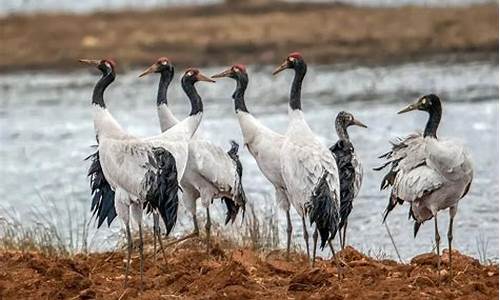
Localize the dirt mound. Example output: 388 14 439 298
0 239 497 299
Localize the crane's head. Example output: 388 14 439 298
336 111 368 129
79 58 116 74
398 94 441 114
272 52 305 75
211 64 247 80
138 57 174 78
181 68 215 85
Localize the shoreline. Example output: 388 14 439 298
0 2 498 73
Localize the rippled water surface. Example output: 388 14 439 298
0 58 498 260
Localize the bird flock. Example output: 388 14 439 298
81 52 473 288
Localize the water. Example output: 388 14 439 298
0 0 494 16
0 58 498 261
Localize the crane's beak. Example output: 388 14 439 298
352 117 368 128
398 102 418 114
78 59 100 66
272 60 289 75
211 68 232 79
196 72 216 83
138 63 159 78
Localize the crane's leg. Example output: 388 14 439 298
182 186 200 236
301 216 310 261
138 221 144 290
125 222 132 288
153 212 159 263
131 202 144 290
193 213 199 236
286 209 293 260
312 228 318 267
341 220 348 250
328 239 343 280
434 215 441 284
153 211 168 265
448 206 457 283
115 196 132 289
205 206 211 255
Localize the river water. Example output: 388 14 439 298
0 57 498 260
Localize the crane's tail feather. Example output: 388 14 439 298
413 222 422 238
86 150 117 228
222 140 247 225
307 172 340 249
145 147 179 236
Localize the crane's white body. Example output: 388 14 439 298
93 104 194 226
156 103 242 219
281 109 340 217
235 110 289 210
389 132 473 221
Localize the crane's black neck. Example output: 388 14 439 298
424 101 442 138
233 73 249 113
335 121 350 141
182 78 203 116
289 62 307 111
92 68 115 108
157 70 174 106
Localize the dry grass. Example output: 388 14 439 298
0 198 90 257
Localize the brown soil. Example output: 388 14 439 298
0 2 497 72
0 238 497 299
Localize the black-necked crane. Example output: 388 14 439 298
330 111 367 249
139 57 247 254
273 52 341 266
211 64 294 259
375 94 473 282
80 59 214 287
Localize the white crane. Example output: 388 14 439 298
375 94 473 281
139 57 247 254
211 64 295 259
273 53 341 266
329 111 367 249
80 59 213 287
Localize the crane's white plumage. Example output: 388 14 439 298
211 64 293 257
383 133 473 221
236 111 287 208
273 53 340 265
281 110 340 219
140 58 246 251
377 94 473 281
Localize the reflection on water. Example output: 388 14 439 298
0 58 498 260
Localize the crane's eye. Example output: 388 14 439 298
421 98 427 105
186 71 193 76
289 57 295 62
161 61 167 65
233 67 240 73
104 62 111 68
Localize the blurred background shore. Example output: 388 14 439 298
0 0 498 72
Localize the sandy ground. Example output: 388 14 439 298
0 237 497 299
0 2 498 72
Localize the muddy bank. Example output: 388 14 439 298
0 2 498 72
0 237 497 299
